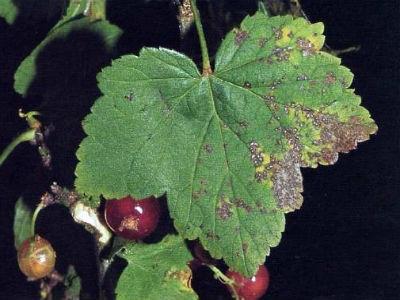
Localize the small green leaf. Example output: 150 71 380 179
14 10 121 96
13 197 33 249
0 0 65 25
0 0 17 24
76 13 377 276
116 235 197 300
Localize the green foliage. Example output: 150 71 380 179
0 0 65 25
116 235 197 300
0 0 17 24
75 12 376 276
14 12 121 96
13 197 33 249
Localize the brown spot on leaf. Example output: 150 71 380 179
124 91 134 101
166 269 193 290
243 81 252 89
272 47 292 61
263 95 280 111
217 199 233 220
234 29 249 45
234 198 252 213
318 115 376 164
273 27 282 39
206 231 220 241
242 243 249 253
272 151 304 212
325 72 336 84
239 121 248 129
296 38 316 56
268 78 283 90
192 191 201 200
204 144 213 154
297 74 308 81
259 37 267 48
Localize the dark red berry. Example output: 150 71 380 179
225 265 270 300
18 235 56 279
104 195 160 240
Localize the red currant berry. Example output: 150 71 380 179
225 265 270 300
17 235 56 280
104 196 160 240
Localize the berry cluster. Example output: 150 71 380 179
18 195 270 299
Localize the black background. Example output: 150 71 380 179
0 1 399 299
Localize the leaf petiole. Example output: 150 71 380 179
0 129 36 168
189 0 212 75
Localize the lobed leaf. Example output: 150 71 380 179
116 235 197 300
75 13 377 276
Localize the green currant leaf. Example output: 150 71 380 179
14 8 121 97
75 13 377 276
13 197 33 249
116 235 197 300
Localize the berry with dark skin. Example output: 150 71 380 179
225 265 270 300
17 235 56 279
104 196 161 240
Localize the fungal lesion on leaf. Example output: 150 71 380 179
325 72 336 84
124 90 135 101
216 197 233 220
233 198 252 213
243 81 252 89
271 150 303 212
192 179 208 200
203 143 213 154
242 242 249 254
258 37 267 48
250 139 303 212
316 114 377 165
205 230 220 241
249 101 376 212
273 27 283 40
165 268 193 291
296 38 317 56
272 46 293 62
234 28 249 45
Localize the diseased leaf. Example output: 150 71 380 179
75 13 377 276
116 235 197 300
14 6 121 96
13 197 33 249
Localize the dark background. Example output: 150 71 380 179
0 0 398 299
